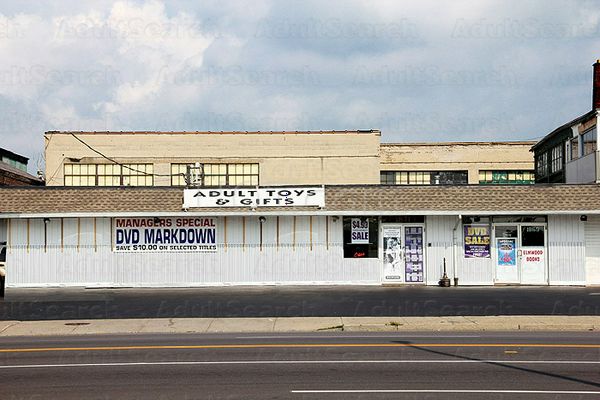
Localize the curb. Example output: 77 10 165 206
0 316 599 337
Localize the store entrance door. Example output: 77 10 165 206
382 225 424 284
494 223 547 285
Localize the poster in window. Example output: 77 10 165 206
497 238 516 266
383 228 403 282
404 226 424 283
464 225 490 258
350 218 369 244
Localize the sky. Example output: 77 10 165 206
1 0 600 172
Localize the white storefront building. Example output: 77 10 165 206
1 184 599 288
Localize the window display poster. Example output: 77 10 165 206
497 238 516 266
351 218 369 244
383 228 403 282
464 224 490 258
404 226 424 283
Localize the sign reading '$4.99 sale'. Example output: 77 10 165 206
351 218 369 244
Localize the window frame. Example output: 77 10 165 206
64 163 154 187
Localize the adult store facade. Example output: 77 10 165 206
0 185 599 288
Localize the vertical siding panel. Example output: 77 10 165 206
585 215 600 284
548 215 586 285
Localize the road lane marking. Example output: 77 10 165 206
1 360 600 369
235 335 482 339
291 390 600 395
0 343 599 353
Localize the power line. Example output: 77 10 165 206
69 133 177 177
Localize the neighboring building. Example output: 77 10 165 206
44 130 535 188
532 61 600 184
44 130 382 187
380 142 536 185
0 148 43 186
0 184 599 288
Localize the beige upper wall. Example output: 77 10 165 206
44 131 382 186
380 142 536 184
44 131 536 186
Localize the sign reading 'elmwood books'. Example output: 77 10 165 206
183 187 325 208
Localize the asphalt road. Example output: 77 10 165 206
0 332 598 399
1 286 600 320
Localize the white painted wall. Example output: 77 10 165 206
547 215 586 285
6 216 381 288
425 216 455 285
585 215 600 285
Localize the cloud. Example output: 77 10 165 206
0 0 600 169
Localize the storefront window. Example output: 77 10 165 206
343 217 379 258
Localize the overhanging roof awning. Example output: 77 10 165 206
0 184 599 217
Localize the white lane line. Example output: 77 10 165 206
1 360 600 369
235 335 481 339
291 390 600 395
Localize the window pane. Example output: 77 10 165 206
521 226 545 247
64 164 73 175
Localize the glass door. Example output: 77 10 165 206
381 225 424 284
520 224 547 284
494 225 519 283
382 225 403 283
404 226 424 283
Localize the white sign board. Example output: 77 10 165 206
183 187 325 208
113 217 217 252
350 218 369 244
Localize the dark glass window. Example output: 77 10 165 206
495 226 518 238
430 171 468 185
583 127 597 156
492 216 547 223
380 171 396 184
462 216 491 224
521 226 545 247
536 152 548 177
381 216 425 223
343 217 379 258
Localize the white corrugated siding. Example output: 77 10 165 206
6 216 380 287
585 215 600 285
425 216 455 285
547 215 586 285
456 223 494 286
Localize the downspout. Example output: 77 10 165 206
452 215 462 285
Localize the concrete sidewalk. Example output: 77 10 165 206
0 316 599 337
